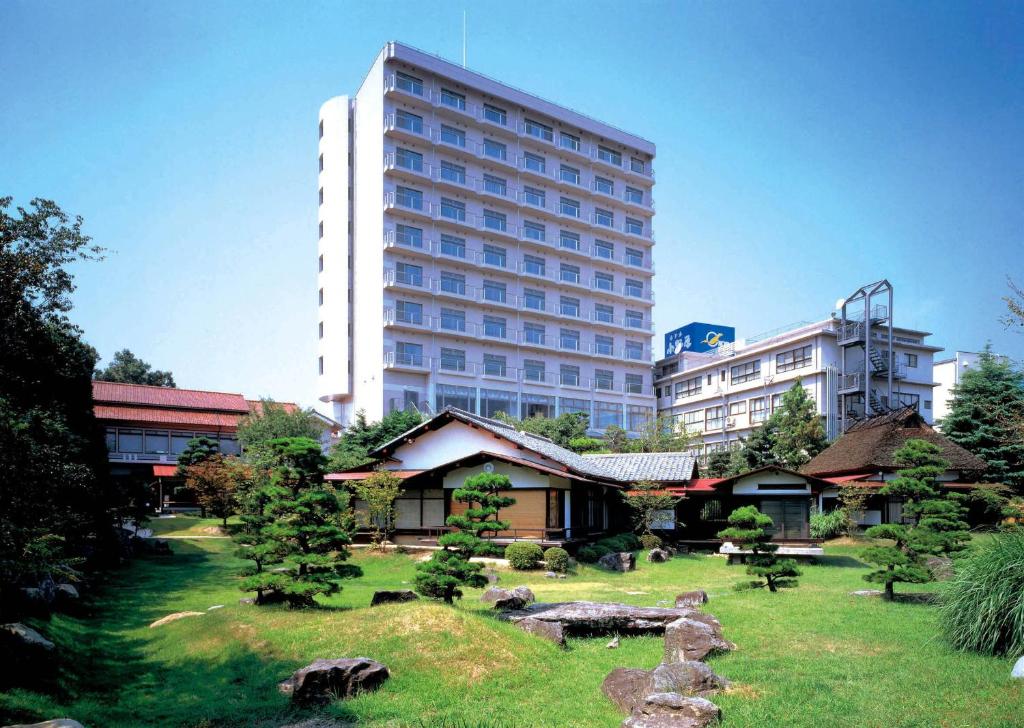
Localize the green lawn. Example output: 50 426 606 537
147 515 241 537
2 538 1021 728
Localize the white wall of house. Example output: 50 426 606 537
731 471 813 496
443 461 562 490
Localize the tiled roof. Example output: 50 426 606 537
93 405 241 429
246 399 300 415
92 381 249 412
581 453 697 482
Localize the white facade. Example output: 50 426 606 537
653 318 942 458
932 351 982 425
317 42 656 433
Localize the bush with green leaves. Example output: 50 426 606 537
718 505 800 592
576 545 608 563
939 528 1024 656
639 533 662 550
598 533 641 552
543 546 570 573
810 508 847 540
506 542 544 570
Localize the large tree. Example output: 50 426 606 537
717 506 800 592
327 408 423 471
353 469 404 550
238 399 325 467
941 347 1024 493
95 349 176 387
182 454 248 528
770 381 828 469
727 419 780 475
494 410 591 449
625 480 682 535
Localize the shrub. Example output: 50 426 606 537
543 546 570 573
505 542 543 570
597 533 641 552
939 529 1024 656
639 533 662 550
576 544 610 563
810 508 847 540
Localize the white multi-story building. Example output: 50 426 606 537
317 42 657 433
932 351 983 425
653 317 943 458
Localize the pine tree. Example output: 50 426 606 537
941 347 1024 494
717 505 800 592
415 472 515 604
770 381 828 469
727 419 780 475
239 438 360 607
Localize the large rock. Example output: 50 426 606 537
278 657 389 705
622 693 721 728
675 590 708 608
149 611 205 628
500 601 695 636
481 587 512 604
602 667 656 713
3 721 86 728
646 548 670 563
370 589 418 606
516 617 565 647
512 586 536 605
648 661 729 697
599 552 637 572
1 623 55 652
1012 656 1024 679
663 617 734 663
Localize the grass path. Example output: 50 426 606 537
1 539 1021 727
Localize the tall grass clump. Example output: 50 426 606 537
939 528 1024 656
810 507 847 539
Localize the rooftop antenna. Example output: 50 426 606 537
462 10 467 68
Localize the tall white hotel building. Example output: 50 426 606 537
317 42 657 433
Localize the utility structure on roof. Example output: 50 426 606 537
837 279 900 432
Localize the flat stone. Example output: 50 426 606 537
370 589 419 606
1012 656 1024 679
622 693 721 728
1 622 55 651
3 721 86 728
850 590 884 597
278 657 389 705
599 552 637 572
148 611 205 628
675 590 708 608
663 617 735 662
516 617 565 646
500 601 695 636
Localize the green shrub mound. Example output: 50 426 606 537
543 547 570 573
640 533 662 550
939 529 1024 656
810 508 847 539
574 533 641 563
505 542 544 570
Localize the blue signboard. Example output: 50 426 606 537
664 322 736 358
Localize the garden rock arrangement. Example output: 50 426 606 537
599 552 637 572
500 601 694 636
647 548 670 563
675 590 708 608
621 693 721 728
278 657 389 705
1 622 55 652
481 585 536 610
370 589 418 606
663 616 735 662
2 720 86 728
516 617 566 646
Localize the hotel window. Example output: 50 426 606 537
594 334 614 355
674 376 702 399
625 247 644 267
523 289 545 311
524 118 553 141
560 397 589 416
318 153 323 172
523 254 545 276
482 280 506 303
318 187 323 205
625 217 643 235
439 308 466 332
396 186 423 210
729 401 747 416
594 401 622 429
171 432 194 454
318 254 323 272
395 147 423 172
625 279 643 297
440 160 466 185
318 221 323 238
560 264 581 284
904 353 919 368
395 223 423 248
625 374 644 395
625 186 643 204
625 310 644 329
523 220 546 241
560 328 581 350
317 357 324 375
627 403 651 429
439 234 466 258
705 405 725 430
560 164 580 185
523 152 545 173
594 240 614 260
437 198 466 224
439 271 464 294
625 341 643 361
560 364 580 387
594 272 614 291
750 397 767 423
924 399 932 410
731 360 761 384
396 342 423 367
144 430 169 454
483 104 507 126
560 197 581 218
770 393 783 412
683 410 703 428
483 315 507 339
439 88 466 110
560 296 580 317
396 71 423 95
560 131 581 151
594 176 614 195
776 344 812 372
439 347 466 372
317 321 324 339
594 368 614 390
318 120 323 139
435 384 475 412
523 186 546 207
522 392 555 419
594 303 614 323
395 262 422 286
439 124 465 147
396 300 422 324
524 359 545 382
483 244 507 268
483 210 506 232
483 174 507 196
481 388 516 418
524 323 545 345
395 109 423 134
318 288 324 305
560 230 581 250
594 208 614 227
630 156 645 173
597 145 622 166
484 138 507 160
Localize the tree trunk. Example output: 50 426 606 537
767 575 777 593
444 585 455 604
884 580 894 601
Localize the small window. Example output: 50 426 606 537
560 230 581 250
560 328 581 350
560 265 581 284
440 160 466 185
625 341 643 360
524 118 553 142
624 279 643 298
522 255 545 276
630 157 645 173
594 177 614 195
625 186 643 204
594 240 614 260
318 187 324 205
396 71 424 95
440 234 466 258
482 244 507 268
560 198 581 218
482 280 506 302
318 356 324 375
594 369 614 390
395 109 423 134
318 153 324 172
625 310 644 329
483 174 508 196
560 296 580 318
625 247 643 267
484 139 507 160
483 210 507 232
594 272 614 291
560 165 580 185
395 147 423 172
318 254 323 272
439 197 465 221
560 364 580 387
625 217 643 235
483 104 507 126
560 132 580 151
439 125 466 147
484 353 507 377
439 88 466 110
905 353 919 368
439 271 465 294
594 208 613 227
594 304 614 324
318 321 324 339
523 152 546 173
318 120 323 139
523 221 546 241
318 288 323 305
523 186 546 207
597 145 622 166
594 334 614 355
523 289 545 311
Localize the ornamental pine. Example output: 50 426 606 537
717 505 800 592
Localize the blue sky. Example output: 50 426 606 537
2 1 1021 408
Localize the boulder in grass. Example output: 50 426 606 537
500 601 693 636
516 617 565 647
3 721 86 728
622 693 721 728
511 586 536 605
370 589 419 606
602 667 656 713
278 657 389 705
480 586 512 604
1 622 55 652
646 548 670 563
663 617 734 663
648 660 729 697
598 552 636 572
675 590 708 608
